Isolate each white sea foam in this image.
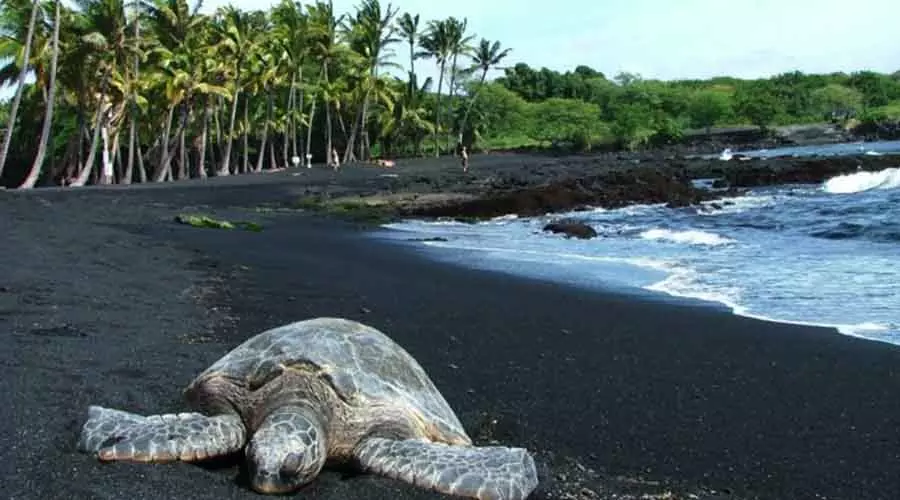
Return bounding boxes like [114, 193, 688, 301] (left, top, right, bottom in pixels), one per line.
[639, 228, 735, 246]
[644, 268, 896, 343]
[822, 167, 900, 194]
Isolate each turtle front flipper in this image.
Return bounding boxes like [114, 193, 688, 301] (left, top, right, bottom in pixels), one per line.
[77, 405, 246, 463]
[355, 437, 539, 500]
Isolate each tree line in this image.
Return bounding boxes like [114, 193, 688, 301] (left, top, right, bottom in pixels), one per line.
[468, 64, 900, 151]
[0, 0, 511, 188]
[2, 0, 899, 189]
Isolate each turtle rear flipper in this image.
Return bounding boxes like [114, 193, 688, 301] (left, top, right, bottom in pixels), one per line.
[355, 437, 539, 500]
[78, 405, 246, 463]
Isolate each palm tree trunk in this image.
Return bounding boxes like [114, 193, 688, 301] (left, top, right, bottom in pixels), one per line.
[256, 88, 272, 172]
[124, 0, 141, 185]
[297, 67, 304, 163]
[323, 62, 333, 167]
[241, 100, 249, 174]
[0, 0, 40, 178]
[446, 53, 460, 151]
[343, 97, 364, 163]
[219, 83, 241, 176]
[306, 93, 316, 167]
[153, 105, 176, 182]
[136, 141, 147, 182]
[100, 119, 114, 184]
[198, 97, 210, 179]
[433, 60, 446, 157]
[268, 133, 277, 170]
[19, 0, 62, 189]
[290, 71, 298, 159]
[458, 69, 488, 146]
[70, 72, 111, 187]
[178, 104, 189, 179]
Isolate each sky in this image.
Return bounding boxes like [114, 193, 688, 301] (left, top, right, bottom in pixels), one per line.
[3, 0, 899, 100]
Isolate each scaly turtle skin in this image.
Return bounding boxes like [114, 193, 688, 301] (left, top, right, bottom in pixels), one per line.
[78, 317, 539, 499]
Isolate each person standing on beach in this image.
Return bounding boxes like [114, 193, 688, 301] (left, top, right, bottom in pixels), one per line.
[460, 146, 469, 173]
[331, 147, 340, 171]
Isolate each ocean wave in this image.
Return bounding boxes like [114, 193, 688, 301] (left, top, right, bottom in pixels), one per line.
[808, 220, 900, 243]
[822, 167, 900, 194]
[639, 228, 736, 246]
[698, 194, 776, 216]
[644, 268, 897, 343]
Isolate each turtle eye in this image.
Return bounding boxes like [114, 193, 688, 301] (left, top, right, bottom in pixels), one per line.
[280, 452, 302, 477]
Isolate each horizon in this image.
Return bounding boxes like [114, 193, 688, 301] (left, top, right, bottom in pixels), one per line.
[2, 0, 899, 100]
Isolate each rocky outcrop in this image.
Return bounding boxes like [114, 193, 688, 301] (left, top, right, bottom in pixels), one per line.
[404, 167, 714, 220]
[543, 220, 598, 239]
[701, 155, 900, 188]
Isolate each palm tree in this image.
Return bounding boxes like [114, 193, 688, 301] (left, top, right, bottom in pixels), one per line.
[420, 18, 451, 156]
[271, 0, 311, 165]
[458, 38, 510, 145]
[19, 0, 62, 188]
[67, 0, 130, 187]
[0, 0, 515, 186]
[442, 16, 473, 150]
[212, 5, 253, 176]
[0, 0, 41, 178]
[396, 12, 420, 78]
[342, 0, 399, 162]
[307, 0, 344, 166]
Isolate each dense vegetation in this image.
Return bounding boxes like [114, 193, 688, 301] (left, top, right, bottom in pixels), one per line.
[1, 0, 899, 188]
[476, 65, 900, 151]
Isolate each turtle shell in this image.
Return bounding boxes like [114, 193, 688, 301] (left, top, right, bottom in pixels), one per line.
[190, 317, 470, 443]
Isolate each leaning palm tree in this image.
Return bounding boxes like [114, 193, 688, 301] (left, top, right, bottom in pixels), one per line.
[0, 0, 41, 178]
[419, 18, 451, 156]
[458, 38, 510, 145]
[19, 0, 62, 188]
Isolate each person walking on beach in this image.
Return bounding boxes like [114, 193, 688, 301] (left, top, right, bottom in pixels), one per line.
[460, 146, 469, 173]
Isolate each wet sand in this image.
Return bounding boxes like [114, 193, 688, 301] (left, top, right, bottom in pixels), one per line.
[4, 158, 900, 500]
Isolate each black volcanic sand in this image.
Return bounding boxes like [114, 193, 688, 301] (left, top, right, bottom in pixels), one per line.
[4, 155, 900, 500]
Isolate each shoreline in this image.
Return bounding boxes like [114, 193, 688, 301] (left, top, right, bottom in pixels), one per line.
[375, 223, 897, 347]
[5, 157, 900, 499]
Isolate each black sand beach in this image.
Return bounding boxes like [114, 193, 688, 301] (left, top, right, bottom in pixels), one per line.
[4, 157, 900, 500]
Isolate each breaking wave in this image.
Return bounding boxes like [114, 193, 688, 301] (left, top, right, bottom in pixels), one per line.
[823, 167, 900, 194]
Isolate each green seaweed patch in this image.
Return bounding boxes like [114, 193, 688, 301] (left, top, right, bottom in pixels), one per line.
[174, 214, 263, 232]
[291, 196, 398, 225]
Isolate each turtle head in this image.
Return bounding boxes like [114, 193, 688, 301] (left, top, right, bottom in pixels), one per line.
[247, 406, 328, 494]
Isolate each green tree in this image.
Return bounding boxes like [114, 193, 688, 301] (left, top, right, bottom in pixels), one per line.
[420, 18, 452, 156]
[19, 0, 62, 188]
[688, 89, 733, 134]
[610, 103, 656, 150]
[527, 97, 605, 149]
[734, 84, 784, 132]
[810, 83, 863, 121]
[0, 0, 40, 177]
[457, 38, 510, 144]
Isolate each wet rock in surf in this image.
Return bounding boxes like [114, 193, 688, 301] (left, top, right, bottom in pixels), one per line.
[543, 220, 598, 239]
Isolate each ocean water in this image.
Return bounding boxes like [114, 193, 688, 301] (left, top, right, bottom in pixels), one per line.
[703, 139, 900, 159]
[378, 145, 900, 345]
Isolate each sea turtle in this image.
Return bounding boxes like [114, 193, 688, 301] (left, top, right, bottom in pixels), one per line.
[77, 317, 539, 499]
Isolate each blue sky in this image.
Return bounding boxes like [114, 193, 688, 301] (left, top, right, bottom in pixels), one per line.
[197, 0, 899, 81]
[3, 0, 899, 99]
